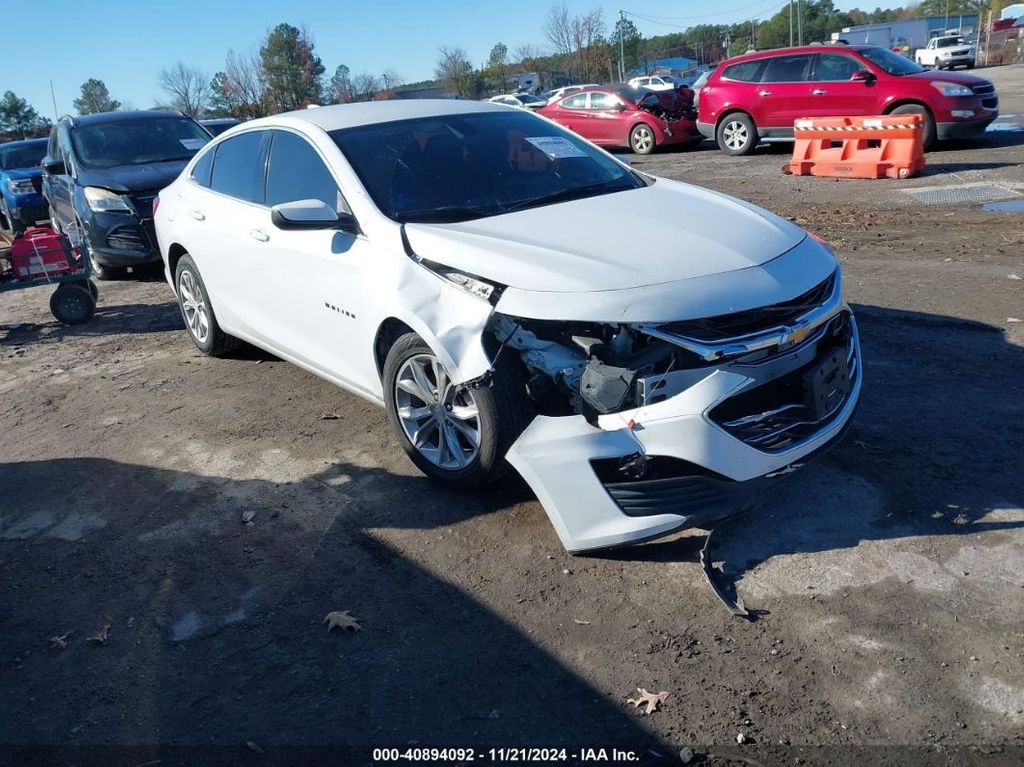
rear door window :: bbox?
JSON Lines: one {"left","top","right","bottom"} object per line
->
{"left": 562, "top": 93, "right": 588, "bottom": 109}
{"left": 721, "top": 60, "right": 767, "bottom": 82}
{"left": 265, "top": 130, "right": 348, "bottom": 213}
{"left": 762, "top": 54, "right": 814, "bottom": 82}
{"left": 210, "top": 131, "right": 269, "bottom": 203}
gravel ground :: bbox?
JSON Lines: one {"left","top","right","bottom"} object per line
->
{"left": 1, "top": 65, "right": 1022, "bottom": 765}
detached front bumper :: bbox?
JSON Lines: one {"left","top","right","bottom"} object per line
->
{"left": 507, "top": 310, "right": 862, "bottom": 553}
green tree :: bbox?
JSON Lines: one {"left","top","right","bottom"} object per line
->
{"left": 73, "top": 78, "right": 121, "bottom": 115}
{"left": 260, "top": 23, "right": 325, "bottom": 111}
{"left": 435, "top": 46, "right": 478, "bottom": 98}
{"left": 329, "top": 64, "right": 353, "bottom": 103}
{"left": 915, "top": 0, "right": 988, "bottom": 19}
{"left": 206, "top": 72, "right": 238, "bottom": 118}
{"left": 0, "top": 91, "right": 41, "bottom": 138}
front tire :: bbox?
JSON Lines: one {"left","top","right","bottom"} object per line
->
{"left": 889, "top": 103, "right": 936, "bottom": 150}
{"left": 717, "top": 112, "right": 758, "bottom": 156}
{"left": 174, "top": 254, "right": 240, "bottom": 356}
{"left": 383, "top": 333, "right": 533, "bottom": 489}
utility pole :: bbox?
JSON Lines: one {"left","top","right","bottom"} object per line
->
{"left": 619, "top": 10, "right": 626, "bottom": 82}
{"left": 984, "top": 9, "right": 992, "bottom": 65}
{"left": 751, "top": 18, "right": 756, "bottom": 51}
{"left": 49, "top": 80, "right": 59, "bottom": 121}
{"left": 797, "top": 0, "right": 803, "bottom": 46}
{"left": 790, "top": 0, "right": 794, "bottom": 47}
{"left": 945, "top": 0, "right": 949, "bottom": 29}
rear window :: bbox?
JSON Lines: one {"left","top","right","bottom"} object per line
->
{"left": 721, "top": 60, "right": 766, "bottom": 83}
{"left": 191, "top": 147, "right": 215, "bottom": 187}
{"left": 70, "top": 117, "right": 210, "bottom": 169}
{"left": 0, "top": 141, "right": 46, "bottom": 170}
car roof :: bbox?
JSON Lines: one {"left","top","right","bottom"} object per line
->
{"left": 719, "top": 44, "right": 874, "bottom": 66}
{"left": 0, "top": 137, "right": 48, "bottom": 148}
{"left": 244, "top": 99, "right": 512, "bottom": 133}
{"left": 64, "top": 109, "right": 196, "bottom": 126}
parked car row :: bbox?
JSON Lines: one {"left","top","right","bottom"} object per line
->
{"left": 0, "top": 138, "right": 48, "bottom": 233}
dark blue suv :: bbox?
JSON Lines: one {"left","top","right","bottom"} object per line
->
{"left": 42, "top": 110, "right": 211, "bottom": 279}
{"left": 0, "top": 138, "right": 49, "bottom": 233}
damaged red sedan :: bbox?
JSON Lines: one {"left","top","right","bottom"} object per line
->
{"left": 538, "top": 86, "right": 702, "bottom": 155}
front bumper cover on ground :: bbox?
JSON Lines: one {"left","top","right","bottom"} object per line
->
{"left": 506, "top": 314, "right": 862, "bottom": 553}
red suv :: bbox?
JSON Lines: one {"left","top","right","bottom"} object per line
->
{"left": 697, "top": 45, "right": 999, "bottom": 155}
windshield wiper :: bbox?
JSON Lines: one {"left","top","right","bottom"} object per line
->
{"left": 399, "top": 205, "right": 498, "bottom": 223}
{"left": 503, "top": 182, "right": 633, "bottom": 214}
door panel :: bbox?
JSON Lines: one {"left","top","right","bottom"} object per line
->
{"left": 804, "top": 54, "right": 878, "bottom": 118}
{"left": 585, "top": 92, "right": 625, "bottom": 144}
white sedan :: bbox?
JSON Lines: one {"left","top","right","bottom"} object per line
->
{"left": 627, "top": 75, "right": 679, "bottom": 91}
{"left": 154, "top": 100, "right": 861, "bottom": 553}
{"left": 486, "top": 93, "right": 546, "bottom": 110}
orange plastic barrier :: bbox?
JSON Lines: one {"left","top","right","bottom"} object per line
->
{"left": 787, "top": 114, "right": 925, "bottom": 180}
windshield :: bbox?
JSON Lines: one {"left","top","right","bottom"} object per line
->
{"left": 0, "top": 141, "right": 46, "bottom": 171}
{"left": 330, "top": 110, "right": 643, "bottom": 224}
{"left": 858, "top": 46, "right": 924, "bottom": 76}
{"left": 518, "top": 94, "right": 543, "bottom": 104}
{"left": 71, "top": 117, "right": 211, "bottom": 169}
{"left": 936, "top": 37, "right": 965, "bottom": 48}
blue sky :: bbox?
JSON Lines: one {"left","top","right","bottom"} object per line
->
{"left": 11, "top": 0, "right": 864, "bottom": 116}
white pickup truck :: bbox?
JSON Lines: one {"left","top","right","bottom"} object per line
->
{"left": 915, "top": 36, "right": 976, "bottom": 70}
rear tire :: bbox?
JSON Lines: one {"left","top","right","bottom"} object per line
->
{"left": 889, "top": 103, "right": 936, "bottom": 150}
{"left": 174, "top": 254, "right": 240, "bottom": 357}
{"left": 383, "top": 332, "right": 534, "bottom": 489}
{"left": 716, "top": 112, "right": 758, "bottom": 156}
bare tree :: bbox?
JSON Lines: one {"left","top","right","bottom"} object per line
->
{"left": 224, "top": 49, "right": 268, "bottom": 118}
{"left": 543, "top": 3, "right": 575, "bottom": 59}
{"left": 435, "top": 46, "right": 476, "bottom": 98}
{"left": 351, "top": 72, "right": 381, "bottom": 101}
{"left": 542, "top": 4, "right": 606, "bottom": 82}
{"left": 158, "top": 62, "right": 209, "bottom": 117}
{"left": 380, "top": 69, "right": 402, "bottom": 98}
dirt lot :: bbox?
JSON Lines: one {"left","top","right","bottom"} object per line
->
{"left": 2, "top": 65, "right": 1022, "bottom": 765}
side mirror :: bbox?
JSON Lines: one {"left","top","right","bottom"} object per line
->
{"left": 615, "top": 102, "right": 628, "bottom": 111}
{"left": 43, "top": 158, "right": 66, "bottom": 175}
{"left": 270, "top": 199, "right": 360, "bottom": 234}
{"left": 851, "top": 69, "right": 876, "bottom": 83}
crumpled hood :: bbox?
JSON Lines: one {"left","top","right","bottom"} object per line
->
{"left": 404, "top": 179, "right": 806, "bottom": 293}
{"left": 77, "top": 160, "right": 188, "bottom": 193}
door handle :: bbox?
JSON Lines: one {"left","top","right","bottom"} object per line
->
{"left": 249, "top": 229, "right": 269, "bottom": 242}
{"left": 812, "top": 89, "right": 828, "bottom": 95}
{"left": 758, "top": 90, "right": 772, "bottom": 97}
{"left": 189, "top": 209, "right": 205, "bottom": 221}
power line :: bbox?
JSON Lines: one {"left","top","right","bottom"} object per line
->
{"left": 624, "top": 0, "right": 790, "bottom": 24}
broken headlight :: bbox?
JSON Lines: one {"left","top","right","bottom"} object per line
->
{"left": 420, "top": 259, "right": 500, "bottom": 303}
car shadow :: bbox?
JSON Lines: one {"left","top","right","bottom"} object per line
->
{"left": 0, "top": 455, "right": 665, "bottom": 756}
{"left": 591, "top": 304, "right": 1024, "bottom": 578}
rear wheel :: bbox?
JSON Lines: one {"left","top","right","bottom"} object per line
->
{"left": 629, "top": 123, "right": 656, "bottom": 155}
{"left": 174, "top": 254, "right": 240, "bottom": 356}
{"left": 383, "top": 333, "right": 533, "bottom": 489}
{"left": 888, "top": 103, "right": 936, "bottom": 150}
{"left": 717, "top": 112, "right": 758, "bottom": 156}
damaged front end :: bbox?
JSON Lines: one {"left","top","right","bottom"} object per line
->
{"left": 496, "top": 269, "right": 861, "bottom": 552}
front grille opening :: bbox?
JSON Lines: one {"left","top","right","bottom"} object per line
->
{"left": 591, "top": 456, "right": 743, "bottom": 519}
{"left": 658, "top": 271, "right": 836, "bottom": 342}
{"left": 591, "top": 455, "right": 729, "bottom": 485}
{"left": 106, "top": 225, "right": 147, "bottom": 251}
{"left": 710, "top": 312, "right": 856, "bottom": 452}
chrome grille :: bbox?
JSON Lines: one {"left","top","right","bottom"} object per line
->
{"left": 972, "top": 83, "right": 995, "bottom": 96}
